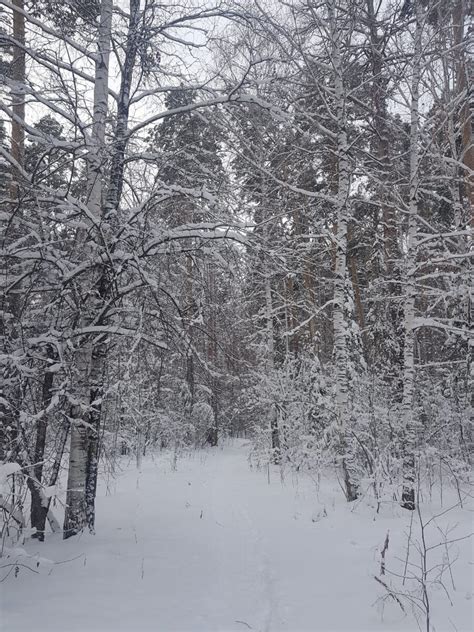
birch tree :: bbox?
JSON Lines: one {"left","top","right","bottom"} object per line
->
{"left": 326, "top": 0, "right": 360, "bottom": 500}
{"left": 400, "top": 0, "right": 423, "bottom": 511}
{"left": 63, "top": 0, "right": 113, "bottom": 538}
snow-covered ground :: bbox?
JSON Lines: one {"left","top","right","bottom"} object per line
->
{"left": 1, "top": 440, "right": 472, "bottom": 631}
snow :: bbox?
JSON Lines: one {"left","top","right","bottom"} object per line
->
{"left": 1, "top": 440, "right": 472, "bottom": 632}
{"left": 43, "top": 485, "right": 57, "bottom": 499}
{"left": 0, "top": 462, "right": 22, "bottom": 492}
{"left": 0, "top": 463, "right": 22, "bottom": 478}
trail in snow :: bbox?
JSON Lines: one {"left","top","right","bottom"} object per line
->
{"left": 1, "top": 439, "right": 473, "bottom": 632}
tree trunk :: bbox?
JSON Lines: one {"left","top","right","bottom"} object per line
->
{"left": 401, "top": 1, "right": 423, "bottom": 511}
{"left": 84, "top": 0, "right": 144, "bottom": 531}
{"left": 330, "top": 0, "right": 358, "bottom": 501}
{"left": 207, "top": 263, "right": 219, "bottom": 447}
{"left": 33, "top": 419, "right": 69, "bottom": 540}
{"left": 452, "top": 0, "right": 473, "bottom": 218}
{"left": 452, "top": 0, "right": 473, "bottom": 455}
{"left": 63, "top": 0, "right": 112, "bottom": 538}
{"left": 264, "top": 271, "right": 280, "bottom": 462}
{"left": 30, "top": 348, "right": 54, "bottom": 538}
{"left": 104, "top": 0, "right": 141, "bottom": 221}
{"left": 9, "top": 0, "right": 25, "bottom": 201}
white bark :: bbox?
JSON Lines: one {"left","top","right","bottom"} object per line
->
{"left": 86, "top": 0, "right": 113, "bottom": 222}
{"left": 329, "top": 0, "right": 358, "bottom": 501}
{"left": 401, "top": 1, "right": 423, "bottom": 511}
{"left": 63, "top": 0, "right": 113, "bottom": 538}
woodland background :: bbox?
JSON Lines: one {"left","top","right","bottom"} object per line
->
{"left": 0, "top": 0, "right": 472, "bottom": 541}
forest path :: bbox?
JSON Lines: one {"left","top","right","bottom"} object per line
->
{"left": 2, "top": 440, "right": 472, "bottom": 631}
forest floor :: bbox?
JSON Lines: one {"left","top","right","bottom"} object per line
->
{"left": 1, "top": 439, "right": 473, "bottom": 632}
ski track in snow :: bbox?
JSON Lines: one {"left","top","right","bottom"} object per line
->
{"left": 210, "top": 479, "right": 278, "bottom": 631}
{"left": 1, "top": 439, "right": 473, "bottom": 632}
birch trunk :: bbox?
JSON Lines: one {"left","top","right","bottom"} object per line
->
{"left": 401, "top": 2, "right": 422, "bottom": 511}
{"left": 329, "top": 0, "right": 358, "bottom": 501}
{"left": 85, "top": 0, "right": 144, "bottom": 531}
{"left": 63, "top": 0, "right": 112, "bottom": 538}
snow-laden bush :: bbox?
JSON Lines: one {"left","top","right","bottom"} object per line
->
{"left": 245, "top": 352, "right": 471, "bottom": 505}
